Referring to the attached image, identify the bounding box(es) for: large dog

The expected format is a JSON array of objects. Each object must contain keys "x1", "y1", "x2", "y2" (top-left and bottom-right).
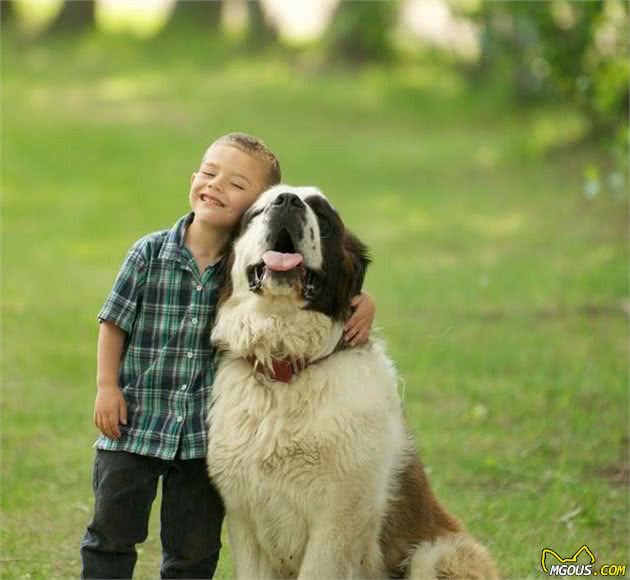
[{"x1": 206, "y1": 185, "x2": 499, "y2": 579}]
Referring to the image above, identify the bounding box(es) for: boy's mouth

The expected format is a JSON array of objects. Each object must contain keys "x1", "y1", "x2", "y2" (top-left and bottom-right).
[{"x1": 200, "y1": 194, "x2": 225, "y2": 208}]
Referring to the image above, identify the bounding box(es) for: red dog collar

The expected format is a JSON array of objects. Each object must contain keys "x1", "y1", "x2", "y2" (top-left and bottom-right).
[
  {"x1": 246, "y1": 337, "x2": 347, "y2": 383},
  {"x1": 247, "y1": 356, "x2": 307, "y2": 383}
]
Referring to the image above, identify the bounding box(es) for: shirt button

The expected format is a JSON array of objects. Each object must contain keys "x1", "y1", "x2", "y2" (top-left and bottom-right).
[
  {"x1": 196, "y1": 284, "x2": 202, "y2": 291},
  {"x1": 181, "y1": 384, "x2": 188, "y2": 390},
  {"x1": 176, "y1": 416, "x2": 184, "y2": 423},
  {"x1": 187, "y1": 352, "x2": 193, "y2": 359},
  {"x1": 191, "y1": 317, "x2": 198, "y2": 325}
]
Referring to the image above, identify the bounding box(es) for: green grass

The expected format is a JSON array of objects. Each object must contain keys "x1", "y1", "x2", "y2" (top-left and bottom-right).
[{"x1": 2, "y1": 31, "x2": 628, "y2": 579}]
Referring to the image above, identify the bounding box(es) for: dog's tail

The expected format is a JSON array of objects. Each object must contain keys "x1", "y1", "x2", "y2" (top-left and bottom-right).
[{"x1": 406, "y1": 533, "x2": 500, "y2": 580}]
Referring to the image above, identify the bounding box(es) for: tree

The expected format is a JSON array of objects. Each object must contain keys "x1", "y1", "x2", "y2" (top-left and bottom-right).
[
  {"x1": 1, "y1": 0, "x2": 14, "y2": 29},
  {"x1": 470, "y1": 1, "x2": 628, "y2": 135},
  {"x1": 246, "y1": 0, "x2": 276, "y2": 46},
  {"x1": 46, "y1": 0, "x2": 94, "y2": 34},
  {"x1": 325, "y1": 1, "x2": 398, "y2": 64},
  {"x1": 167, "y1": 0, "x2": 223, "y2": 33}
]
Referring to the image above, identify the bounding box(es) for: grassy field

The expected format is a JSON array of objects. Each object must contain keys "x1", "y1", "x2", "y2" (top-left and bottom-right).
[{"x1": 2, "y1": 31, "x2": 628, "y2": 579}]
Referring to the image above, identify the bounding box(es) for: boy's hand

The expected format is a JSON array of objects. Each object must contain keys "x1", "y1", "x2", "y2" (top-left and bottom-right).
[
  {"x1": 344, "y1": 292, "x2": 376, "y2": 346},
  {"x1": 94, "y1": 385, "x2": 127, "y2": 440}
]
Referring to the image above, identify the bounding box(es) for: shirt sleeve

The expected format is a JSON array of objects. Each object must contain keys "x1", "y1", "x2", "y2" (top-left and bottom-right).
[{"x1": 97, "y1": 240, "x2": 148, "y2": 333}]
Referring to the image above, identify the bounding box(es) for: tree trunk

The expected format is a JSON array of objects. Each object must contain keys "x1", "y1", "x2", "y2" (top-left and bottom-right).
[
  {"x1": 246, "y1": 0, "x2": 275, "y2": 46},
  {"x1": 47, "y1": 0, "x2": 94, "y2": 34},
  {"x1": 326, "y1": 0, "x2": 397, "y2": 64},
  {"x1": 168, "y1": 0, "x2": 223, "y2": 31},
  {"x1": 1, "y1": 0, "x2": 14, "y2": 29}
]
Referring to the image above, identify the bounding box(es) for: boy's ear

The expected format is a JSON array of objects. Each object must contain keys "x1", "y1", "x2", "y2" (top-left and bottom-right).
[{"x1": 191, "y1": 172, "x2": 196, "y2": 185}]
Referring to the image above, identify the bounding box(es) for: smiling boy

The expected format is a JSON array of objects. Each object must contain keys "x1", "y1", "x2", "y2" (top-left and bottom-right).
[{"x1": 80, "y1": 133, "x2": 376, "y2": 579}]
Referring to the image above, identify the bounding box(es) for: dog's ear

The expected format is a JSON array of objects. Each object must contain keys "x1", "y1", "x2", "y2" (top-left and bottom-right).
[
  {"x1": 344, "y1": 229, "x2": 371, "y2": 297},
  {"x1": 332, "y1": 229, "x2": 371, "y2": 320}
]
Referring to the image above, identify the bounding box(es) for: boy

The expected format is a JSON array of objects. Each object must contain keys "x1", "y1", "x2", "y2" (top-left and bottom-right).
[{"x1": 80, "y1": 133, "x2": 376, "y2": 579}]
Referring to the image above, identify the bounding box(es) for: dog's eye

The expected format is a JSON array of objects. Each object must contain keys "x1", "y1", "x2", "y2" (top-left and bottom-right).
[{"x1": 318, "y1": 215, "x2": 332, "y2": 238}]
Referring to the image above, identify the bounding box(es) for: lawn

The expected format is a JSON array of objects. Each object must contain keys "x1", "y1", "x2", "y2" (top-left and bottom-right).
[{"x1": 1, "y1": 31, "x2": 628, "y2": 579}]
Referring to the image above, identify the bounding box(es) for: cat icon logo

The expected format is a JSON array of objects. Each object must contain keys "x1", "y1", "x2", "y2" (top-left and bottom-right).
[{"x1": 541, "y1": 545, "x2": 595, "y2": 576}]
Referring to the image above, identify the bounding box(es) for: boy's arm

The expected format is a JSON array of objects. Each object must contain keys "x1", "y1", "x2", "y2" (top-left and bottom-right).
[
  {"x1": 344, "y1": 291, "x2": 376, "y2": 346},
  {"x1": 94, "y1": 320, "x2": 127, "y2": 440}
]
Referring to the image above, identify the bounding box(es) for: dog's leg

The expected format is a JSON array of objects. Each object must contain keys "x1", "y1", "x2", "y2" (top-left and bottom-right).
[
  {"x1": 358, "y1": 513, "x2": 385, "y2": 580},
  {"x1": 228, "y1": 513, "x2": 276, "y2": 579},
  {"x1": 297, "y1": 491, "x2": 382, "y2": 580},
  {"x1": 297, "y1": 521, "x2": 355, "y2": 580}
]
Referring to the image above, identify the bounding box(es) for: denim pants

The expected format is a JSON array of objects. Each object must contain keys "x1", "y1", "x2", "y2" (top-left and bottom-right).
[{"x1": 80, "y1": 449, "x2": 225, "y2": 579}]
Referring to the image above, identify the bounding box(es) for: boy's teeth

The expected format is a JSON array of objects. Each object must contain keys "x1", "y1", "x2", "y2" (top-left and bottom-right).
[{"x1": 200, "y1": 194, "x2": 223, "y2": 207}]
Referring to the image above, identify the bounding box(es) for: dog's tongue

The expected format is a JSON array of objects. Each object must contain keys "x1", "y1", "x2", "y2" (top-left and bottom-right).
[{"x1": 262, "y1": 251, "x2": 304, "y2": 272}]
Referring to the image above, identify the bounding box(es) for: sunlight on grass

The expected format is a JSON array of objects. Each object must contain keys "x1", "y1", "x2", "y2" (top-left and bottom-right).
[
  {"x1": 473, "y1": 144, "x2": 499, "y2": 169},
  {"x1": 527, "y1": 109, "x2": 589, "y2": 156},
  {"x1": 467, "y1": 211, "x2": 525, "y2": 238}
]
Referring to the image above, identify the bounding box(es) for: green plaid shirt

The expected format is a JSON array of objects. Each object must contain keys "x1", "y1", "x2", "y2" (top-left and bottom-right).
[{"x1": 95, "y1": 212, "x2": 224, "y2": 460}]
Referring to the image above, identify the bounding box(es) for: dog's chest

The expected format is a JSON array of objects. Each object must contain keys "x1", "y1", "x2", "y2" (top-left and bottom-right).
[
  {"x1": 207, "y1": 352, "x2": 390, "y2": 499},
  {"x1": 208, "y1": 367, "x2": 339, "y2": 497},
  {"x1": 207, "y1": 363, "x2": 354, "y2": 571},
  {"x1": 206, "y1": 346, "x2": 404, "y2": 576}
]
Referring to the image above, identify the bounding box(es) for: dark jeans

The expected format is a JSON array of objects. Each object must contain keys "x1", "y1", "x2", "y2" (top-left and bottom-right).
[{"x1": 80, "y1": 449, "x2": 225, "y2": 579}]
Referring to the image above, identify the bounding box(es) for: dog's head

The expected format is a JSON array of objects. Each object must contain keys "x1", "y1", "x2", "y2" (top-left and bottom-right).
[{"x1": 217, "y1": 185, "x2": 370, "y2": 322}]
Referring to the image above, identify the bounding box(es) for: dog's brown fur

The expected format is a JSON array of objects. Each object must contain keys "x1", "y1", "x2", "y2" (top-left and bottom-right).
[{"x1": 381, "y1": 453, "x2": 462, "y2": 577}]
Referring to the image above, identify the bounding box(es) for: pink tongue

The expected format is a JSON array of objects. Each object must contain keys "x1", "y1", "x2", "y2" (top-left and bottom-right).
[{"x1": 262, "y1": 251, "x2": 304, "y2": 272}]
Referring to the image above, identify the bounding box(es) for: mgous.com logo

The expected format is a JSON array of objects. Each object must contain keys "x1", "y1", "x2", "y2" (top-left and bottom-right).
[{"x1": 541, "y1": 545, "x2": 627, "y2": 576}]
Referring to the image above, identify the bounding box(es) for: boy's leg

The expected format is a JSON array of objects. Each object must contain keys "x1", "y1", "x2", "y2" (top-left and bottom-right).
[
  {"x1": 159, "y1": 457, "x2": 225, "y2": 579},
  {"x1": 80, "y1": 449, "x2": 165, "y2": 579}
]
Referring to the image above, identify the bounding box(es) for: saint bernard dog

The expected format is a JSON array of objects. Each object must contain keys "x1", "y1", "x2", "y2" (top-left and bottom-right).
[{"x1": 206, "y1": 185, "x2": 499, "y2": 579}]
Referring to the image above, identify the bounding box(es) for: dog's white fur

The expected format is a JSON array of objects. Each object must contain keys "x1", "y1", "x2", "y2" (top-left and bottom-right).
[
  {"x1": 209, "y1": 328, "x2": 406, "y2": 578},
  {"x1": 207, "y1": 186, "x2": 498, "y2": 579}
]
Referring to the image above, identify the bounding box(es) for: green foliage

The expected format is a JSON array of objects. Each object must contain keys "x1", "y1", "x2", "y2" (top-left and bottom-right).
[
  {"x1": 471, "y1": 0, "x2": 629, "y2": 135},
  {"x1": 467, "y1": 0, "x2": 629, "y2": 204},
  {"x1": 583, "y1": 126, "x2": 629, "y2": 201}
]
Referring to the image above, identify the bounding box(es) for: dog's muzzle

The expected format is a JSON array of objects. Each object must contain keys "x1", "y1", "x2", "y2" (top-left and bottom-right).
[{"x1": 246, "y1": 195, "x2": 324, "y2": 300}]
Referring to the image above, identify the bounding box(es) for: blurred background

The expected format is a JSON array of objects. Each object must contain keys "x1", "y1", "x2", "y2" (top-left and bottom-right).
[{"x1": 1, "y1": 1, "x2": 628, "y2": 578}]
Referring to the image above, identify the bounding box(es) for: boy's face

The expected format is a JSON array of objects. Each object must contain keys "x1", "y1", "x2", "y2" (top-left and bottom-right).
[{"x1": 189, "y1": 144, "x2": 269, "y2": 230}]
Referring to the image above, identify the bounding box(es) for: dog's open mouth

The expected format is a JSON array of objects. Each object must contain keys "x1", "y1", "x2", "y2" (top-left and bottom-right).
[
  {"x1": 262, "y1": 228, "x2": 304, "y2": 272},
  {"x1": 247, "y1": 228, "x2": 321, "y2": 299}
]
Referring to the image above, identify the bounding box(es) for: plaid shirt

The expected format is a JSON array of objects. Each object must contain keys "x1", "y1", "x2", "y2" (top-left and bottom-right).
[{"x1": 95, "y1": 212, "x2": 225, "y2": 460}]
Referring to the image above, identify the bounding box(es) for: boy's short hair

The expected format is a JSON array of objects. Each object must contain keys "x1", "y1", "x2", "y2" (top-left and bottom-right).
[{"x1": 211, "y1": 132, "x2": 281, "y2": 188}]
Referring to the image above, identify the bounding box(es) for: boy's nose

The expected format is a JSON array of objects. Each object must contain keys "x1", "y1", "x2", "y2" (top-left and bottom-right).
[{"x1": 206, "y1": 177, "x2": 223, "y2": 191}]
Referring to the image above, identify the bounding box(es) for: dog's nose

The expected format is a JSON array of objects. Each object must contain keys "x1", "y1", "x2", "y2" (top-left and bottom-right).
[{"x1": 273, "y1": 193, "x2": 303, "y2": 209}]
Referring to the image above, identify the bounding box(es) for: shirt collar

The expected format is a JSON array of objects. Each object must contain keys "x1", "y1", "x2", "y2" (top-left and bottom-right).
[
  {"x1": 157, "y1": 212, "x2": 228, "y2": 269},
  {"x1": 157, "y1": 212, "x2": 195, "y2": 263}
]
